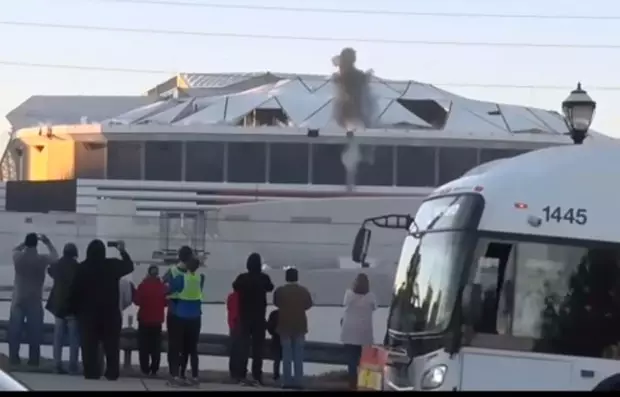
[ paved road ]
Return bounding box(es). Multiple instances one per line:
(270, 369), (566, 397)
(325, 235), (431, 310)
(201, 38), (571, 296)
(11, 372), (283, 391)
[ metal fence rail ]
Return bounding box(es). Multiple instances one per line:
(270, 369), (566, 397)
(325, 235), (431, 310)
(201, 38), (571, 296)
(0, 320), (348, 367)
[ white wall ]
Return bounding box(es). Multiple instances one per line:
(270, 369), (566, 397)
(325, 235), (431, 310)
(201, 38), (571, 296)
(0, 196), (423, 270)
(205, 196), (423, 269)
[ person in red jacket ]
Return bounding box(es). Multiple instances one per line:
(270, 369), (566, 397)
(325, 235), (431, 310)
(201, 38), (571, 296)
(134, 265), (167, 376)
(227, 287), (240, 331)
(227, 283), (245, 382)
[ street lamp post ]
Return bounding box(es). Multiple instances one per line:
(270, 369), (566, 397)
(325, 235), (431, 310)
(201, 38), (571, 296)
(562, 82), (597, 145)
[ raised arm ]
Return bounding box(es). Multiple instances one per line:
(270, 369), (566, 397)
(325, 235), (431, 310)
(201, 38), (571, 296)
(111, 248), (134, 278)
(35, 234), (58, 264)
(12, 243), (26, 265)
(43, 241), (59, 263)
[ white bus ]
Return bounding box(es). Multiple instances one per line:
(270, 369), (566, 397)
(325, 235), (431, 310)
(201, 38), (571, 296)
(352, 143), (620, 391)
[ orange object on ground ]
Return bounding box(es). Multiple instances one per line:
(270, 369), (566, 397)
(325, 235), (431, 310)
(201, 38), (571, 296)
(357, 345), (388, 391)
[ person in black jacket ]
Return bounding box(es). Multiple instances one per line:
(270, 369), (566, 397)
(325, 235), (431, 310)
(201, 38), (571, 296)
(232, 253), (274, 385)
(68, 239), (134, 381)
(46, 243), (80, 374)
(266, 309), (281, 381)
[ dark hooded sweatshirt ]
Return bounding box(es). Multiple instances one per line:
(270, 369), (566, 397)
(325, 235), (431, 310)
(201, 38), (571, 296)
(68, 240), (134, 319)
(232, 253), (274, 325)
(46, 249), (79, 319)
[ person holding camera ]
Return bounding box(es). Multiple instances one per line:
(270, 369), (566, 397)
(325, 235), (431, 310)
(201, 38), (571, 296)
(68, 239), (134, 380)
(8, 233), (58, 367)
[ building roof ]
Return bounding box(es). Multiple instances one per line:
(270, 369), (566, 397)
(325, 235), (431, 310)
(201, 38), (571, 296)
(7, 72), (611, 141)
(6, 96), (156, 131)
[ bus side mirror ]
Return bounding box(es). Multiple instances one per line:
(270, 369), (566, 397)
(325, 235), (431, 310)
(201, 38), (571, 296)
(461, 283), (483, 325)
(352, 227), (372, 263)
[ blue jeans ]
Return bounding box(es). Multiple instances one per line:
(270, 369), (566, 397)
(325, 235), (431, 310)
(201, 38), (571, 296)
(53, 316), (80, 373)
(344, 344), (363, 385)
(8, 300), (44, 365)
(281, 335), (305, 388)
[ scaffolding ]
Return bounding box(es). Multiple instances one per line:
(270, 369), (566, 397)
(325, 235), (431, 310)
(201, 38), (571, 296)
(152, 211), (207, 264)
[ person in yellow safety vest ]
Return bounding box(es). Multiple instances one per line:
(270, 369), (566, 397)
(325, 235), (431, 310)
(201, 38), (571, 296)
(167, 258), (204, 387)
(162, 246), (194, 380)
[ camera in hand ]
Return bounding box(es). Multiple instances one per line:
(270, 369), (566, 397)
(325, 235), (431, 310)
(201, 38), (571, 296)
(107, 240), (120, 248)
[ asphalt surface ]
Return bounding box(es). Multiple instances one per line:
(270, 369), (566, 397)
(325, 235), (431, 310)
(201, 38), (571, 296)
(11, 372), (284, 391)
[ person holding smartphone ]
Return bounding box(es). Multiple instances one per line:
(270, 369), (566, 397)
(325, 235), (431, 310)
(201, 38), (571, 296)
(8, 233), (58, 367)
(68, 239), (134, 381)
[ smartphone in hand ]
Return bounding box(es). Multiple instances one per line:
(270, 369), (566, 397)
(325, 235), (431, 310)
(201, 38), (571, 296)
(107, 240), (126, 251)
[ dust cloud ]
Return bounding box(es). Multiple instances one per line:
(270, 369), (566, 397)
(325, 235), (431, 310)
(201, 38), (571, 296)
(331, 48), (377, 192)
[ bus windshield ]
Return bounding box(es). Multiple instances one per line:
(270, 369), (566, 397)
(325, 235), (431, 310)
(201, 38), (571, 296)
(387, 194), (483, 335)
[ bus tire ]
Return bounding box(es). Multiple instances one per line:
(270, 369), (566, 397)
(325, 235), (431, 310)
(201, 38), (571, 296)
(592, 374), (620, 391)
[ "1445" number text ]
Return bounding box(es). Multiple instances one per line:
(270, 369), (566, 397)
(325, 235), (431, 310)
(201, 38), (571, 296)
(542, 206), (588, 225)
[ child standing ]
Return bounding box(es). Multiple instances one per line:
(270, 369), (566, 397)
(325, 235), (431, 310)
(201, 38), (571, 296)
(134, 265), (167, 377)
(266, 309), (282, 381)
(227, 283), (246, 383)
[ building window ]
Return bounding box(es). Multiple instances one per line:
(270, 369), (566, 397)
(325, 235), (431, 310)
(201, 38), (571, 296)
(75, 142), (105, 179)
(396, 146), (436, 187)
(227, 142), (267, 183)
(144, 141), (182, 181)
(356, 145), (394, 186)
(106, 141), (142, 180)
(480, 148), (528, 165)
(437, 147), (478, 185)
(311, 144), (346, 185)
(185, 141), (225, 182)
(268, 143), (309, 184)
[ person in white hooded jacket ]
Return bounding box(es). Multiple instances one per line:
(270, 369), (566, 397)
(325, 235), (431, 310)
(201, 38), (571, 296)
(119, 276), (135, 312)
(340, 273), (377, 390)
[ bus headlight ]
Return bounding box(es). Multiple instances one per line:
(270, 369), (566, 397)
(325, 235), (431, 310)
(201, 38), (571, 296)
(420, 365), (447, 390)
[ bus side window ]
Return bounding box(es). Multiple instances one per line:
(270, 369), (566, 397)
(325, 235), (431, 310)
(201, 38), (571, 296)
(473, 242), (514, 334)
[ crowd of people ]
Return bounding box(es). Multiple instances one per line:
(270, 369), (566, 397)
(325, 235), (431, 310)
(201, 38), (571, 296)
(8, 232), (378, 390)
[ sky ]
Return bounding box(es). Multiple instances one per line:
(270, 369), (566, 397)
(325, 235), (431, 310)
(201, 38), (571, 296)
(1, 0), (619, 137)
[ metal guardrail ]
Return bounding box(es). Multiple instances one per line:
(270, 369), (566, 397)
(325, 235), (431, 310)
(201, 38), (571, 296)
(0, 320), (348, 368)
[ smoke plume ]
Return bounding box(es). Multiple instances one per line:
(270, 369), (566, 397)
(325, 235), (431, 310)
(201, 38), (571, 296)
(331, 47), (376, 131)
(331, 47), (377, 192)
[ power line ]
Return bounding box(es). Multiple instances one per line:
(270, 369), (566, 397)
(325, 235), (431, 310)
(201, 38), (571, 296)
(1, 59), (619, 91)
(0, 60), (170, 74)
(1, 20), (619, 49)
(97, 0), (620, 21)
